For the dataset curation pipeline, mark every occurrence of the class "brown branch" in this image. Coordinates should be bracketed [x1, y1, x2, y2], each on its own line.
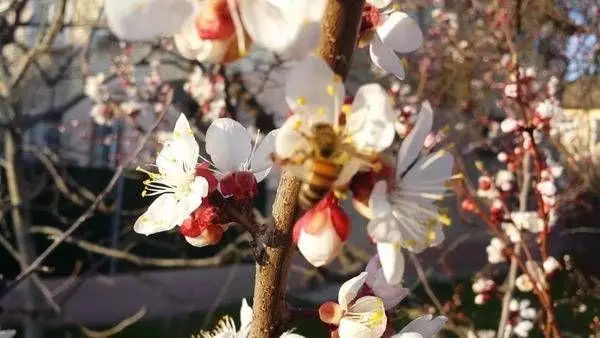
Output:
[9, 0, 67, 90]
[250, 1, 365, 336]
[408, 252, 444, 314]
[30, 226, 251, 268]
[0, 108, 168, 302]
[80, 307, 147, 338]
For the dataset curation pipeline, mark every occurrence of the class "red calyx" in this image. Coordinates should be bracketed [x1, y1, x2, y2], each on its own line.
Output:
[195, 0, 235, 40]
[195, 163, 218, 192]
[219, 171, 258, 202]
[180, 202, 220, 238]
[293, 193, 350, 243]
[359, 4, 382, 37]
[350, 165, 394, 204]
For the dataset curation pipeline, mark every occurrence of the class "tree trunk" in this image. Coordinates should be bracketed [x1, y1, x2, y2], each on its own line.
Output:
[250, 1, 365, 336]
[4, 129, 43, 338]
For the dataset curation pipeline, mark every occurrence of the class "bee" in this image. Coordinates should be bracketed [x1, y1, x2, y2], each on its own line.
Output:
[273, 122, 380, 210]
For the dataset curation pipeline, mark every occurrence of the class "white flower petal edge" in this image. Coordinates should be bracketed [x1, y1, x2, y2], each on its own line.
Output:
[134, 114, 208, 236]
[206, 118, 254, 173]
[369, 33, 406, 79]
[250, 129, 279, 182]
[338, 272, 368, 309]
[367, 0, 393, 9]
[392, 314, 448, 338]
[285, 56, 344, 121]
[239, 0, 326, 58]
[376, 12, 423, 54]
[346, 83, 396, 153]
[396, 102, 433, 177]
[104, 0, 193, 41]
[376, 242, 405, 285]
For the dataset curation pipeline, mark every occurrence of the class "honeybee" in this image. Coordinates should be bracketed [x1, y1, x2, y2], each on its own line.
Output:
[273, 122, 381, 210]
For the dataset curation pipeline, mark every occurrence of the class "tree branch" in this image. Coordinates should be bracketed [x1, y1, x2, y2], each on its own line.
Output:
[250, 1, 365, 336]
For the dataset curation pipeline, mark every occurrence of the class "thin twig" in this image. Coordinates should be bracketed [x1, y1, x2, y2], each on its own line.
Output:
[408, 252, 444, 314]
[0, 109, 168, 301]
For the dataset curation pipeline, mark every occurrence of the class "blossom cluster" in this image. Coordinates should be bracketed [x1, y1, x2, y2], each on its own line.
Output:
[110, 0, 457, 336]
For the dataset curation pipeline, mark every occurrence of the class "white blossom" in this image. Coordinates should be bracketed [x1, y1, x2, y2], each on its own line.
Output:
[365, 255, 409, 310]
[367, 102, 453, 283]
[134, 114, 209, 235]
[365, 4, 423, 79]
[336, 273, 388, 338]
[199, 299, 304, 338]
[275, 56, 396, 190]
[391, 314, 447, 338]
[486, 237, 506, 264]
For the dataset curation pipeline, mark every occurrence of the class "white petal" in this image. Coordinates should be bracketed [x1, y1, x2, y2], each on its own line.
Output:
[376, 12, 423, 53]
[251, 129, 279, 182]
[280, 332, 306, 338]
[173, 114, 200, 171]
[240, 298, 254, 329]
[348, 296, 387, 337]
[401, 150, 454, 207]
[338, 318, 375, 338]
[391, 334, 423, 338]
[185, 235, 211, 247]
[346, 83, 396, 152]
[0, 330, 16, 338]
[177, 177, 209, 216]
[239, 0, 314, 54]
[134, 194, 180, 235]
[104, 0, 193, 41]
[206, 118, 253, 172]
[398, 315, 447, 337]
[297, 224, 342, 267]
[333, 159, 362, 187]
[396, 102, 433, 179]
[367, 0, 393, 9]
[368, 215, 403, 243]
[285, 56, 344, 121]
[274, 116, 309, 159]
[278, 21, 322, 60]
[174, 15, 229, 63]
[377, 243, 405, 284]
[369, 34, 405, 79]
[368, 181, 392, 218]
[338, 272, 368, 309]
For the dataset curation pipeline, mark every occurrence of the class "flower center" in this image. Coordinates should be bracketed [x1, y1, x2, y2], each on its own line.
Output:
[137, 167, 195, 200]
[345, 302, 386, 329]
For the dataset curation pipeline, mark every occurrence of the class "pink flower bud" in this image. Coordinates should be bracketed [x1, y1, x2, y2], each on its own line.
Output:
[500, 117, 519, 133]
[293, 194, 350, 267]
[497, 152, 508, 162]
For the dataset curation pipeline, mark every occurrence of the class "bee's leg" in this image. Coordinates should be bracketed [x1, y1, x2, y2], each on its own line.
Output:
[270, 149, 309, 166]
[333, 188, 349, 200]
[338, 144, 382, 172]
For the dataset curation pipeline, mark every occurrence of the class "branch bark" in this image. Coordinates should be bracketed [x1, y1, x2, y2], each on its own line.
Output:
[250, 1, 365, 336]
[4, 129, 44, 338]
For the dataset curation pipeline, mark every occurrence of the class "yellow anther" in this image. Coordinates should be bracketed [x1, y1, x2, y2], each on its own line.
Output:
[334, 189, 348, 200]
[296, 96, 307, 106]
[404, 239, 417, 249]
[438, 214, 452, 226]
[293, 119, 303, 130]
[317, 107, 326, 115]
[427, 230, 437, 242]
[326, 85, 336, 96]
[391, 3, 401, 11]
[341, 104, 352, 114]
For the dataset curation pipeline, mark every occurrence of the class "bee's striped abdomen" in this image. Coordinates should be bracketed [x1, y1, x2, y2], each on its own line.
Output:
[299, 158, 342, 209]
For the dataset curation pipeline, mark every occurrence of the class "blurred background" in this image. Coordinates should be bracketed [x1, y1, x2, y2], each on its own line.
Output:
[0, 0, 599, 337]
